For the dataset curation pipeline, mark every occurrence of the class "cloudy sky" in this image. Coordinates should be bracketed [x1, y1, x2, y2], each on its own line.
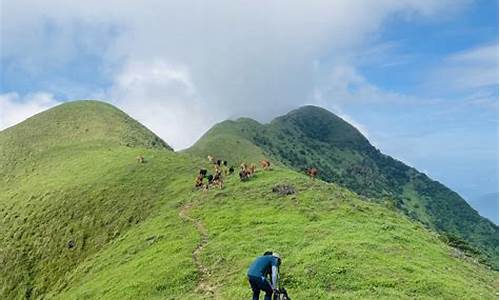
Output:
[1, 0, 498, 222]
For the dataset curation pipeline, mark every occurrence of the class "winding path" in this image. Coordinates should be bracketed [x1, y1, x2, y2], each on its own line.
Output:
[179, 202, 221, 299]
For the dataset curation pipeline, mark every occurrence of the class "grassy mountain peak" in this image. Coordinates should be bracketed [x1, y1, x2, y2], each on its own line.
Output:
[0, 100, 171, 176]
[273, 105, 370, 148]
[1, 100, 171, 151]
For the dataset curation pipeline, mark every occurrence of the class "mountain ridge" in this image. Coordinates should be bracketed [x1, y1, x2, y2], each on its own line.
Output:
[187, 105, 499, 268]
[0, 100, 171, 152]
[1, 100, 497, 299]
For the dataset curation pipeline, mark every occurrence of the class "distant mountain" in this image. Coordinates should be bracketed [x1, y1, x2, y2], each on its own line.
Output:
[1, 101, 497, 299]
[187, 105, 499, 268]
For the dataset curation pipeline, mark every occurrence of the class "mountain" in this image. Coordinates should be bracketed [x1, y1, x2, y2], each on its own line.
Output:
[1, 101, 498, 299]
[187, 105, 499, 268]
[0, 100, 170, 176]
[0, 101, 175, 298]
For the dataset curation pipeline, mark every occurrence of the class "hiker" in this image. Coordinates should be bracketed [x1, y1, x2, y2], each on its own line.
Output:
[247, 252, 281, 300]
[136, 155, 145, 163]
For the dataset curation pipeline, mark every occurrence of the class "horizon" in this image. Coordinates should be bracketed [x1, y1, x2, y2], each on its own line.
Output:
[1, 1, 498, 223]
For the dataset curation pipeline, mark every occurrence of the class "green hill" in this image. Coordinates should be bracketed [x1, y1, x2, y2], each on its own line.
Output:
[0, 101, 173, 298]
[0, 100, 170, 177]
[187, 105, 499, 269]
[1, 101, 498, 299]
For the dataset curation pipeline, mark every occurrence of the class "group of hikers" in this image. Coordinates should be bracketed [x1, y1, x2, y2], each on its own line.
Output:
[193, 155, 273, 190]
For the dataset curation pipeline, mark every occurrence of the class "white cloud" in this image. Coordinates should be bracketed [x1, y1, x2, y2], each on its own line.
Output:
[1, 0, 468, 148]
[0, 92, 61, 130]
[312, 64, 422, 107]
[448, 43, 498, 65]
[104, 59, 217, 150]
[430, 43, 499, 91]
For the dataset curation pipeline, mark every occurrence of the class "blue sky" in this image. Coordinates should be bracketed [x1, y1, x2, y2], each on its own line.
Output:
[0, 0, 498, 223]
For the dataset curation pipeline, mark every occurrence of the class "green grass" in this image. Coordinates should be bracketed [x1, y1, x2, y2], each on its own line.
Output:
[1, 101, 498, 299]
[188, 168, 497, 299]
[0, 145, 200, 299]
[187, 105, 499, 269]
[50, 199, 201, 300]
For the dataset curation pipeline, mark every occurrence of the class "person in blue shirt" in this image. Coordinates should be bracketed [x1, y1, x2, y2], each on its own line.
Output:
[247, 252, 281, 300]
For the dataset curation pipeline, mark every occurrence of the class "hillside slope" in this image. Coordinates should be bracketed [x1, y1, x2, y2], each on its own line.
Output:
[0, 101, 177, 298]
[0, 100, 170, 176]
[55, 168, 498, 299]
[186, 105, 499, 268]
[0, 101, 497, 299]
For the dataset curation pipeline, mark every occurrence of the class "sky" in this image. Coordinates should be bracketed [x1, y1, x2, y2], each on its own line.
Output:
[0, 0, 498, 223]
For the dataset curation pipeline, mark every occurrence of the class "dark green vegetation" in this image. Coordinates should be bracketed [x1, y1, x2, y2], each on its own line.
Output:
[1, 101, 498, 299]
[187, 105, 499, 269]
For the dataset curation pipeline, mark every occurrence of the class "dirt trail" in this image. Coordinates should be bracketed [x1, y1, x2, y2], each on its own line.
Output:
[179, 202, 221, 299]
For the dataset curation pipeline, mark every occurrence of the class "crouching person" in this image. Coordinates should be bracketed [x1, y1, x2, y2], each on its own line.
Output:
[247, 252, 281, 300]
